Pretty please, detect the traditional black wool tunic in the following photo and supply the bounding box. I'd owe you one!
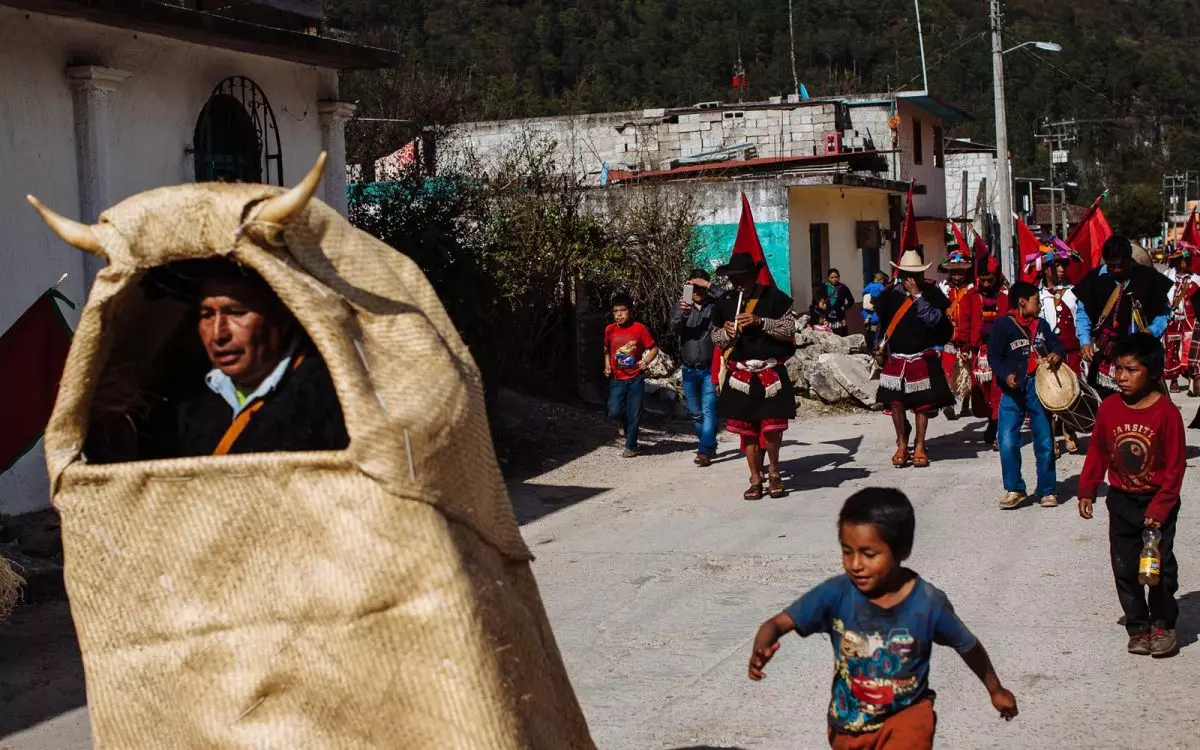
[149,346,349,458]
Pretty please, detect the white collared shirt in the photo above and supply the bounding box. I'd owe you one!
[204,336,301,417]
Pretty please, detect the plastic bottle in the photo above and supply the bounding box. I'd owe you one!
[1139,527,1162,586]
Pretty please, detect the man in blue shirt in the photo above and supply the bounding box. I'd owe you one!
[1073,236,1171,397]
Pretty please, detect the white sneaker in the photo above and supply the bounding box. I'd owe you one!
[1039,494,1059,508]
[999,491,1027,510]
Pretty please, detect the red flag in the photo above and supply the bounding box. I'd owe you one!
[0,290,73,474]
[899,180,919,259]
[730,193,776,288]
[1066,194,1113,282]
[1017,218,1043,284]
[948,222,970,256]
[1181,209,1200,274]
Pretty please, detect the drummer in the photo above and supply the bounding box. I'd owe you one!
[1027,241,1083,454]
[988,281,1066,510]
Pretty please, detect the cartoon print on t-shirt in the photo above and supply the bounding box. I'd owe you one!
[1114,423,1156,489]
[615,340,640,370]
[830,619,921,730]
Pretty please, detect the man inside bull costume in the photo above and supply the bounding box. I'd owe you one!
[1162,242,1200,395]
[1074,236,1172,399]
[1027,240,1083,454]
[25,154,596,749]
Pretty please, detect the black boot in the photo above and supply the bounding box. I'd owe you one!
[983,419,997,447]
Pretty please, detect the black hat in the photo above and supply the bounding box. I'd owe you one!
[714,254,763,277]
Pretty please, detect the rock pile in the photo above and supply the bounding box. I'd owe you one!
[787,329,879,408]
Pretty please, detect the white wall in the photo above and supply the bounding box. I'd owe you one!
[787,187,891,310]
[945,149,997,222]
[0,7,335,514]
[894,100,947,220]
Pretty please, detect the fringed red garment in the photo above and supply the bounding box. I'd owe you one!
[729,365,782,398]
[879,352,935,394]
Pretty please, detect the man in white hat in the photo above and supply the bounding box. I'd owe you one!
[875,249,954,468]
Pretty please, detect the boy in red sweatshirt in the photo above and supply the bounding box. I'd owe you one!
[1078,332,1185,658]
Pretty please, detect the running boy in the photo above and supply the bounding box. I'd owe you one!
[749,488,1017,748]
[603,294,658,457]
[988,281,1065,510]
[1078,333,1186,658]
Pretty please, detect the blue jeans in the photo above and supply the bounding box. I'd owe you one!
[608,375,645,451]
[998,377,1056,495]
[681,363,719,455]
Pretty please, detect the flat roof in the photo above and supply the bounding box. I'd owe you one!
[3,0,400,69]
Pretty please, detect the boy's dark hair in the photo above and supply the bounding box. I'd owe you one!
[838,488,916,560]
[1113,332,1165,379]
[687,268,711,282]
[1102,235,1134,262]
[1008,281,1038,306]
[611,293,634,310]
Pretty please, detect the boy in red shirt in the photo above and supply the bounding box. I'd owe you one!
[1078,332,1185,658]
[603,294,658,457]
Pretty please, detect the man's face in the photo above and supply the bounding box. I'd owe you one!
[1105,254,1131,281]
[197,278,289,389]
[978,273,997,292]
[688,277,708,305]
[729,272,756,292]
[1054,264,1067,284]
[949,270,967,286]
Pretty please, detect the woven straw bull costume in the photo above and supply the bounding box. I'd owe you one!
[28,155,594,749]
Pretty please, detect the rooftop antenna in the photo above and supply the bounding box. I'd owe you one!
[788,0,799,96]
[732,45,747,102]
[913,0,929,91]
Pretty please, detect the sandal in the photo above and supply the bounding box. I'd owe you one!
[743,483,764,501]
[1064,434,1078,454]
[891,447,910,468]
[911,449,930,468]
[767,474,786,498]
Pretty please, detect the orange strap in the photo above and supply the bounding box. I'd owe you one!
[212,354,305,456]
[885,297,915,341]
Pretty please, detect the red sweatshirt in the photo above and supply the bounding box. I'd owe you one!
[1079,394,1187,523]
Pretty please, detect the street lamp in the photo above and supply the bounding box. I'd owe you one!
[991,0,1062,278]
[1004,40,1062,54]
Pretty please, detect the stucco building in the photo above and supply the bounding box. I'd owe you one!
[444,91,972,312]
[0,0,397,514]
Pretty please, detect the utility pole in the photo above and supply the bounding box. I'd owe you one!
[1035,119,1077,238]
[914,0,929,91]
[990,0,1014,277]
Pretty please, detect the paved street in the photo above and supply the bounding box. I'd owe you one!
[516,401,1200,750]
[5,400,1200,749]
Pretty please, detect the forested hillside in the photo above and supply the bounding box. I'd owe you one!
[329,0,1200,225]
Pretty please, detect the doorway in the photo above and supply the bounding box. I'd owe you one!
[808,223,830,302]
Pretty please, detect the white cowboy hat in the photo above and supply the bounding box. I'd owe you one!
[889,249,931,273]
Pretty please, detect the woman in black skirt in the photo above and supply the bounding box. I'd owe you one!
[711,254,798,500]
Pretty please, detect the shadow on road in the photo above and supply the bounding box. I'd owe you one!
[1176,591,1200,651]
[667,747,749,750]
[777,436,869,491]
[0,600,86,740]
[510,484,609,526]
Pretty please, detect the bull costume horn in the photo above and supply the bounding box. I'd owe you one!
[252,151,327,227]
[26,195,103,257]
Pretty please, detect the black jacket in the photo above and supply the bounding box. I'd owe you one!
[149,348,349,458]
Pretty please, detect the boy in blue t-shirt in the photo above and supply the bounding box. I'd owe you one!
[748,488,1017,747]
